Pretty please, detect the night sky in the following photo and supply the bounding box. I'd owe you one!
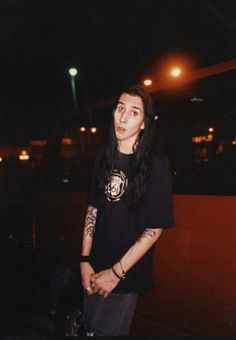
[0,0,235,144]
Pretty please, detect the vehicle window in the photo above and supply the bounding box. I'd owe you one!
[155,72,236,195]
[164,118,236,195]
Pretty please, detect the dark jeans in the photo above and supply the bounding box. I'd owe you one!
[83,291,138,336]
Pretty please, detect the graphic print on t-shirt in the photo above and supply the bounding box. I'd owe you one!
[104,169,128,202]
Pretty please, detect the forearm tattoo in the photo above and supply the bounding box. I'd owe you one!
[136,228,156,243]
[85,205,97,238]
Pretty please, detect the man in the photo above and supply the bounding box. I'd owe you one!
[80,84,174,336]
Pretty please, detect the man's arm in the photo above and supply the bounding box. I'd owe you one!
[81,205,97,256]
[115,227,163,274]
[91,227,163,297]
[80,205,97,294]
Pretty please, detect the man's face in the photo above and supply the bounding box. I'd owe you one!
[114,93,145,145]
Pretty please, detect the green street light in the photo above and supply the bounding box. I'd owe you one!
[68,67,78,109]
[69,68,78,77]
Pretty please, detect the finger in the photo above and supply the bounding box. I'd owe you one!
[86,286,93,295]
[90,275,98,282]
[90,272,98,277]
[104,291,109,298]
[90,282,96,290]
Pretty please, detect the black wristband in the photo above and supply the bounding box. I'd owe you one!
[80,255,90,263]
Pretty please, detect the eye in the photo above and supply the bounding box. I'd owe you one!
[117,105,125,113]
[132,111,139,117]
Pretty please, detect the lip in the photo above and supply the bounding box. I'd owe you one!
[116,126,127,133]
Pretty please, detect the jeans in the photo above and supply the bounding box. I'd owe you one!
[83,291,138,336]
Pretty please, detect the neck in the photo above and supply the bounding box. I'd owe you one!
[117,140,135,154]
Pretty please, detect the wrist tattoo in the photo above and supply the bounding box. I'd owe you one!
[85,206,97,238]
[136,228,156,243]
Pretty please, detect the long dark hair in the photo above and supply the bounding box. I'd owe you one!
[98,84,157,209]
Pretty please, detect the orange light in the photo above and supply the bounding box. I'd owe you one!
[91,127,97,133]
[171,67,182,77]
[19,150,30,160]
[192,134,214,143]
[62,138,72,145]
[30,140,47,146]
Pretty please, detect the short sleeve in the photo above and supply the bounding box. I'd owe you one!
[144,150,175,228]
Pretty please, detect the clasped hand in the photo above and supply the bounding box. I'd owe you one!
[89,268,120,298]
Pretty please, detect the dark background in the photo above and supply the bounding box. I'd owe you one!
[0,0,236,145]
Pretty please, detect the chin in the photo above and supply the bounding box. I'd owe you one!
[115,132,126,141]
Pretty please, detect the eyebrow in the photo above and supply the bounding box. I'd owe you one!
[117,101,142,112]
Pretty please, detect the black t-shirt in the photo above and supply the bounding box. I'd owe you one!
[88,145,174,294]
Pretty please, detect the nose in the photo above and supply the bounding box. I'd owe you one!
[120,110,128,123]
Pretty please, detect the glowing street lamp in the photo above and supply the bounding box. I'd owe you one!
[69,68,78,77]
[170,67,182,78]
[143,79,152,87]
[68,67,78,109]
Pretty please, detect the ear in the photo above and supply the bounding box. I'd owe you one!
[141,120,145,130]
